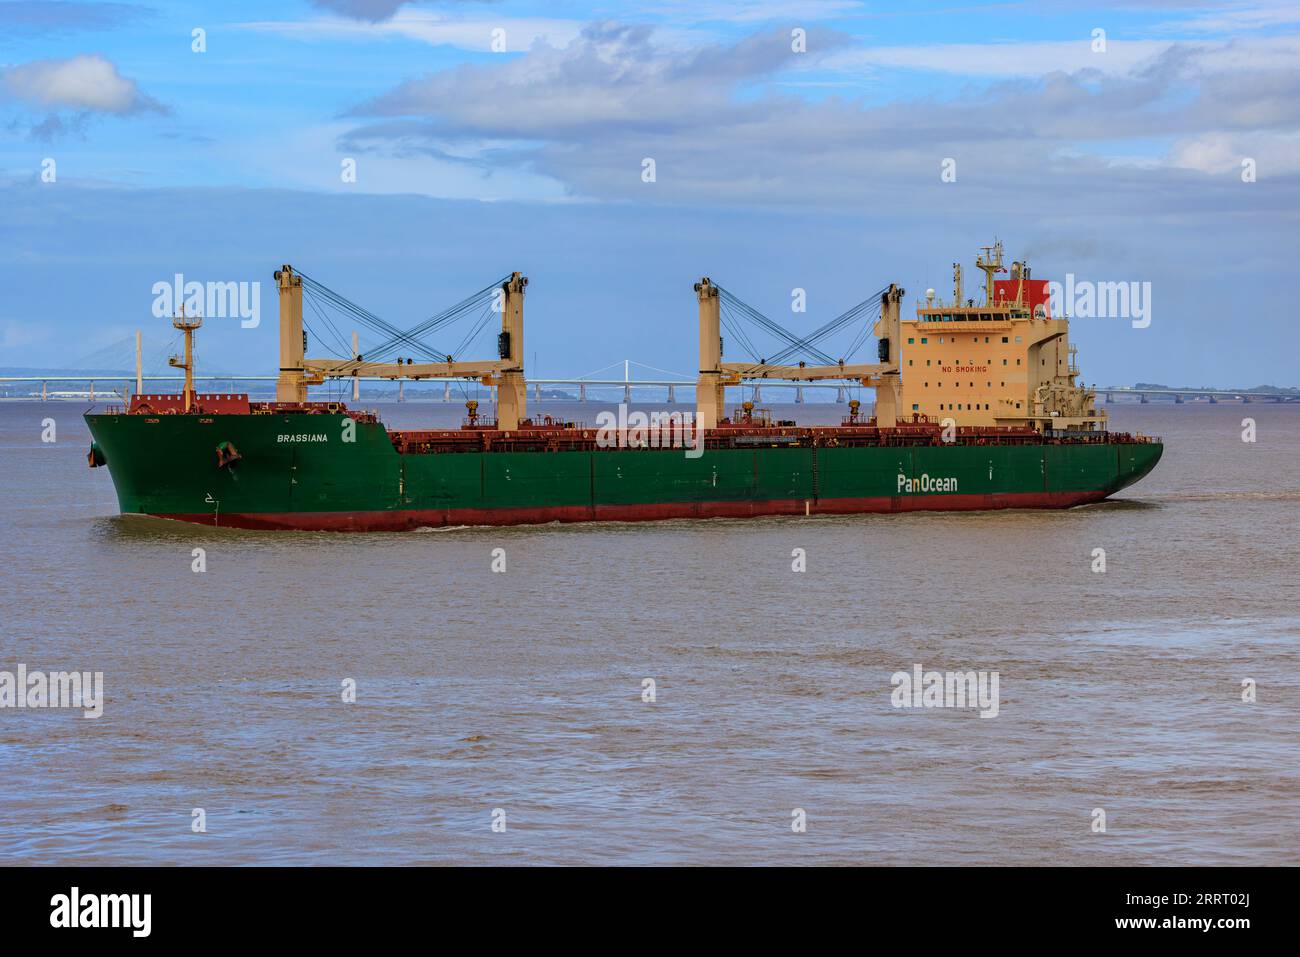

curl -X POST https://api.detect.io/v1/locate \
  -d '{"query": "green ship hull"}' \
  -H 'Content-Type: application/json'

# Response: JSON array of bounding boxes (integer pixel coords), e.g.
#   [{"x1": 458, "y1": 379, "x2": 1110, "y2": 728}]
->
[{"x1": 85, "y1": 411, "x2": 1163, "y2": 531}]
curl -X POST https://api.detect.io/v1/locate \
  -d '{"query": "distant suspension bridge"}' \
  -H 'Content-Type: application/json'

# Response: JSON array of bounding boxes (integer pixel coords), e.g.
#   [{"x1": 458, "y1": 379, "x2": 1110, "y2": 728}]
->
[
  {"x1": 0, "y1": 358, "x2": 872, "y2": 403},
  {"x1": 4, "y1": 372, "x2": 1294, "y2": 404}
]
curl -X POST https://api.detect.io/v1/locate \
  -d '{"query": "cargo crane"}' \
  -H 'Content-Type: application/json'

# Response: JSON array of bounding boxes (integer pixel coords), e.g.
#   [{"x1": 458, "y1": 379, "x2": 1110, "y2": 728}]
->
[
  {"x1": 693, "y1": 279, "x2": 904, "y2": 429},
  {"x1": 274, "y1": 266, "x2": 530, "y2": 429}
]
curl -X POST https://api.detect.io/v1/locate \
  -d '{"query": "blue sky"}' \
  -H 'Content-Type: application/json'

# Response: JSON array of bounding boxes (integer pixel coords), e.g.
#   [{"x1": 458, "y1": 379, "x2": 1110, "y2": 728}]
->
[{"x1": 2, "y1": 0, "x2": 1298, "y2": 385}]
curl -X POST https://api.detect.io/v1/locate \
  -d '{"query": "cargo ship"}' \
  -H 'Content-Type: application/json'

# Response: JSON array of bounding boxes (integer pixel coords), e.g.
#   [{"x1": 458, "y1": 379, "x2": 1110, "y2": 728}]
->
[{"x1": 85, "y1": 243, "x2": 1161, "y2": 531}]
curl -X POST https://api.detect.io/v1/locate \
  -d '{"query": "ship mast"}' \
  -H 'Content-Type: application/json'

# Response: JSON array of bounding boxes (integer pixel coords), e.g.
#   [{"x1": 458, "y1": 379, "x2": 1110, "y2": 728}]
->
[
  {"x1": 975, "y1": 240, "x2": 1005, "y2": 306},
  {"x1": 168, "y1": 305, "x2": 202, "y2": 413}
]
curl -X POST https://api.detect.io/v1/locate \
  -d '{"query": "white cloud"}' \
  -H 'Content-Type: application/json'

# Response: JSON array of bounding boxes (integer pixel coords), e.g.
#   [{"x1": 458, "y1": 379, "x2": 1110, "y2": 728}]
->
[
  {"x1": 239, "y1": 10, "x2": 586, "y2": 53},
  {"x1": 823, "y1": 39, "x2": 1178, "y2": 79},
  {"x1": 338, "y1": 23, "x2": 1300, "y2": 208},
  {"x1": 1156, "y1": 1, "x2": 1300, "y2": 34},
  {"x1": 1167, "y1": 130, "x2": 1300, "y2": 175},
  {"x1": 819, "y1": 33, "x2": 1300, "y2": 83},
  {"x1": 636, "y1": 0, "x2": 861, "y2": 24},
  {"x1": 348, "y1": 23, "x2": 828, "y2": 135},
  {"x1": 310, "y1": 0, "x2": 413, "y2": 21},
  {"x1": 222, "y1": 121, "x2": 570, "y2": 201},
  {"x1": 1, "y1": 53, "x2": 162, "y2": 114},
  {"x1": 1190, "y1": 34, "x2": 1300, "y2": 73}
]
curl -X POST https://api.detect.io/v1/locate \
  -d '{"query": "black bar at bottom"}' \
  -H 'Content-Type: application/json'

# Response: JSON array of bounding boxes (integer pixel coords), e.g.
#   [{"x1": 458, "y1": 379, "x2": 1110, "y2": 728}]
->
[{"x1": 0, "y1": 866, "x2": 1275, "y2": 942}]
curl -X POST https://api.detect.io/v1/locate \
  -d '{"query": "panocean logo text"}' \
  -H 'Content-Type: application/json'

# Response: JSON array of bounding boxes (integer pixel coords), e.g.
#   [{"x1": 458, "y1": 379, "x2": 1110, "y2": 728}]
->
[{"x1": 897, "y1": 473, "x2": 959, "y2": 493}]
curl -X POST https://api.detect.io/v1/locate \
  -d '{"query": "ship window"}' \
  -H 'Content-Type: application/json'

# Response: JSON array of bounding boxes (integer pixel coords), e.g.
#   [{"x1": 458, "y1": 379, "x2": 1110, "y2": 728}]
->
[
  {"x1": 1016, "y1": 402, "x2": 1021, "y2": 408},
  {"x1": 927, "y1": 359, "x2": 931, "y2": 366},
  {"x1": 984, "y1": 337, "x2": 990, "y2": 343},
  {"x1": 1015, "y1": 336, "x2": 1022, "y2": 343},
  {"x1": 1017, "y1": 359, "x2": 1022, "y2": 365},
  {"x1": 942, "y1": 314, "x2": 952, "y2": 322},
  {"x1": 1002, "y1": 359, "x2": 1007, "y2": 365},
  {"x1": 912, "y1": 403, "x2": 919, "y2": 411},
  {"x1": 921, "y1": 338, "x2": 928, "y2": 344},
  {"x1": 908, "y1": 337, "x2": 915, "y2": 344},
  {"x1": 1002, "y1": 336, "x2": 1009, "y2": 343},
  {"x1": 908, "y1": 359, "x2": 913, "y2": 366}
]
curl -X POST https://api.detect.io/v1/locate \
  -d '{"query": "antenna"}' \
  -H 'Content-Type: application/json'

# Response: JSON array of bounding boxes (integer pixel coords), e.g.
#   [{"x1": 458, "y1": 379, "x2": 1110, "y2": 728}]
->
[{"x1": 975, "y1": 239, "x2": 1006, "y2": 305}]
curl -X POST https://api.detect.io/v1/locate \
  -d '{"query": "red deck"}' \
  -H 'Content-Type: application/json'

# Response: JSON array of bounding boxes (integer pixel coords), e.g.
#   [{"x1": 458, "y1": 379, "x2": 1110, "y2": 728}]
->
[
  {"x1": 130, "y1": 393, "x2": 252, "y2": 414},
  {"x1": 116, "y1": 397, "x2": 1154, "y2": 452}
]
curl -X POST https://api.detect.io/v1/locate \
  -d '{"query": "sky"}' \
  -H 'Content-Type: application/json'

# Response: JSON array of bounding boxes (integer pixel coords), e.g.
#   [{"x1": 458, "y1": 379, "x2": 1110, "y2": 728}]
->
[{"x1": 1, "y1": 0, "x2": 1298, "y2": 385}]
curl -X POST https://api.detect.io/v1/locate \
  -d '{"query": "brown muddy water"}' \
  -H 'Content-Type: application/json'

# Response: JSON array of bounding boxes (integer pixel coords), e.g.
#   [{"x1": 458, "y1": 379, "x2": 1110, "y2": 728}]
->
[{"x1": 0, "y1": 399, "x2": 1296, "y2": 865}]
